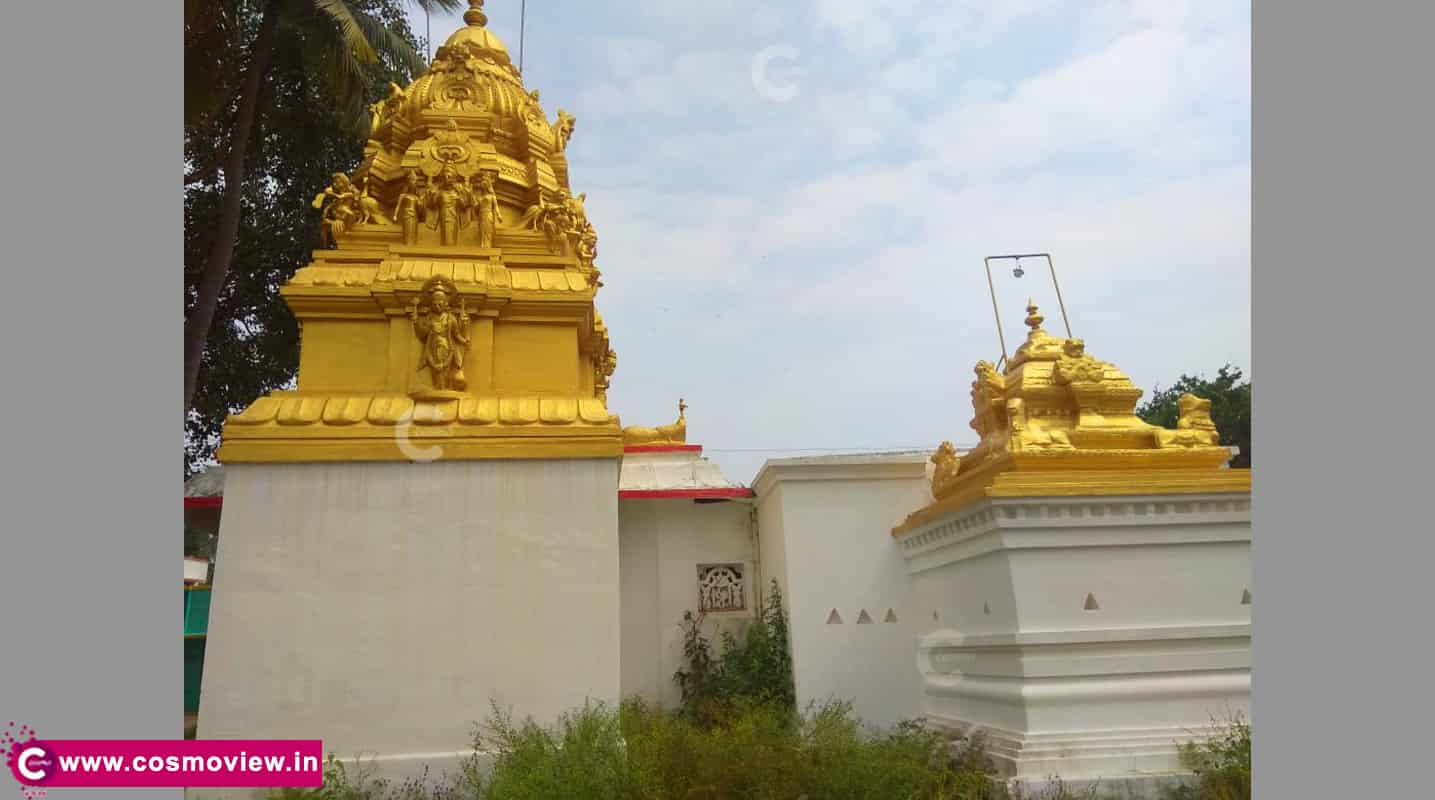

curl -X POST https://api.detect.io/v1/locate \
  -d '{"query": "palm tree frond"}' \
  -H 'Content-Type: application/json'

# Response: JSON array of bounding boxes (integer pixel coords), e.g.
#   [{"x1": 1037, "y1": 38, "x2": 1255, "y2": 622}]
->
[
  {"x1": 348, "y1": 10, "x2": 427, "y2": 76},
  {"x1": 313, "y1": 0, "x2": 379, "y2": 65},
  {"x1": 408, "y1": 0, "x2": 466, "y2": 14}
]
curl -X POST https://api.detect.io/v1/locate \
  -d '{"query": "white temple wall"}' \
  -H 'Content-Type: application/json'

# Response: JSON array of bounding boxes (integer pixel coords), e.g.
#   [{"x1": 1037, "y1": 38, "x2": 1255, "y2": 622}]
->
[
  {"x1": 195, "y1": 459, "x2": 621, "y2": 794},
  {"x1": 755, "y1": 481, "x2": 790, "y2": 603},
  {"x1": 618, "y1": 497, "x2": 755, "y2": 709},
  {"x1": 751, "y1": 454, "x2": 933, "y2": 729},
  {"x1": 902, "y1": 494, "x2": 1252, "y2": 782}
]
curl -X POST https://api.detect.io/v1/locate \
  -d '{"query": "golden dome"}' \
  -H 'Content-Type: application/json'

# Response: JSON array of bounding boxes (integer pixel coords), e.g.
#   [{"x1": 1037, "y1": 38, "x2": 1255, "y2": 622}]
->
[{"x1": 441, "y1": 2, "x2": 512, "y2": 65}]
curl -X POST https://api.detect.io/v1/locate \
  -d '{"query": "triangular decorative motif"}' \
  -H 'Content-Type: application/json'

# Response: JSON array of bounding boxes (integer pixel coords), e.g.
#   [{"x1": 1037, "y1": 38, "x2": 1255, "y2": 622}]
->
[
  {"x1": 883, "y1": 608, "x2": 898, "y2": 623},
  {"x1": 856, "y1": 609, "x2": 873, "y2": 624},
  {"x1": 1083, "y1": 592, "x2": 1100, "y2": 611},
  {"x1": 1240, "y1": 588, "x2": 1252, "y2": 605},
  {"x1": 983, "y1": 601, "x2": 991, "y2": 615},
  {"x1": 932, "y1": 610, "x2": 939, "y2": 622},
  {"x1": 826, "y1": 609, "x2": 843, "y2": 624}
]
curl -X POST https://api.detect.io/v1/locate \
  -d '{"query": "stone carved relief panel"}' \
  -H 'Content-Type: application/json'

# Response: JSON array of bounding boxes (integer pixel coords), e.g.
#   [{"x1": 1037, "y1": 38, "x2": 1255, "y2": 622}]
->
[{"x1": 697, "y1": 563, "x2": 746, "y2": 613}]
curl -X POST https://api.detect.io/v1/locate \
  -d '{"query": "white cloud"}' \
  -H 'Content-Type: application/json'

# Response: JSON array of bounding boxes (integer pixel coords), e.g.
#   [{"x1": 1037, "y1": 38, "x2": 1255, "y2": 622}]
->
[{"x1": 397, "y1": 1, "x2": 1251, "y2": 481}]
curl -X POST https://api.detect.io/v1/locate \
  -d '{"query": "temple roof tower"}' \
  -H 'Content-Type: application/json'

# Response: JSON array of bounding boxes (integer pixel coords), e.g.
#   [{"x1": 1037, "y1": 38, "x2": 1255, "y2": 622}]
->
[
  {"x1": 896, "y1": 301, "x2": 1250, "y2": 534},
  {"x1": 218, "y1": 1, "x2": 619, "y2": 463}
]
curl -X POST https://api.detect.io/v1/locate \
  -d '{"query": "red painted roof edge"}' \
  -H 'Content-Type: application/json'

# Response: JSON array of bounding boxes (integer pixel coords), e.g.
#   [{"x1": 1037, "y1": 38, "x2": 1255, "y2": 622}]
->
[
  {"x1": 184, "y1": 496, "x2": 224, "y2": 508},
  {"x1": 619, "y1": 487, "x2": 754, "y2": 500}
]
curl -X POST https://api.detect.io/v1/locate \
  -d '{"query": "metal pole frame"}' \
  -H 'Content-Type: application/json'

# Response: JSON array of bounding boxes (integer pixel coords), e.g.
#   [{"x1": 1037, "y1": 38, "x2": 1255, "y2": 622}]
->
[{"x1": 983, "y1": 253, "x2": 1073, "y2": 368}]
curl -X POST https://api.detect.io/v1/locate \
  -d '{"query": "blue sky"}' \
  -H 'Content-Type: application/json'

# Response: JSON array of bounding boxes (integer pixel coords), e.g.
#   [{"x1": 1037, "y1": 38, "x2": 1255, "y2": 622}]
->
[{"x1": 408, "y1": 0, "x2": 1251, "y2": 483}]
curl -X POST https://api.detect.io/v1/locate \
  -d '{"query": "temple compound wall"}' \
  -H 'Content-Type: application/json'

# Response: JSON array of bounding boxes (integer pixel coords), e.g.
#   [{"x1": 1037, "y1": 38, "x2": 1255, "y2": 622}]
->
[{"x1": 752, "y1": 454, "x2": 932, "y2": 730}]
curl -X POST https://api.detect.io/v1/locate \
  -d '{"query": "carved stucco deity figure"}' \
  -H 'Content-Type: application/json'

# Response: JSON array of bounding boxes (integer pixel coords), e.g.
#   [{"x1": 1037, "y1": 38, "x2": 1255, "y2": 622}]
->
[
  {"x1": 930, "y1": 441, "x2": 961, "y2": 498},
  {"x1": 519, "y1": 192, "x2": 565, "y2": 253},
  {"x1": 553, "y1": 109, "x2": 575, "y2": 152},
  {"x1": 595, "y1": 347, "x2": 617, "y2": 402},
  {"x1": 472, "y1": 172, "x2": 500, "y2": 248},
  {"x1": 1054, "y1": 338, "x2": 1108, "y2": 385},
  {"x1": 313, "y1": 173, "x2": 362, "y2": 247},
  {"x1": 1154, "y1": 393, "x2": 1222, "y2": 449},
  {"x1": 410, "y1": 276, "x2": 472, "y2": 392},
  {"x1": 394, "y1": 171, "x2": 423, "y2": 245},
  {"x1": 425, "y1": 167, "x2": 471, "y2": 246}
]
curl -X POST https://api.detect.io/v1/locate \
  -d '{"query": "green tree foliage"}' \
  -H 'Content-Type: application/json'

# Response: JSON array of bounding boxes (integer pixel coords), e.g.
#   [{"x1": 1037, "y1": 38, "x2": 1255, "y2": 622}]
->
[
  {"x1": 184, "y1": 0, "x2": 461, "y2": 476},
  {"x1": 1136, "y1": 365, "x2": 1252, "y2": 468}
]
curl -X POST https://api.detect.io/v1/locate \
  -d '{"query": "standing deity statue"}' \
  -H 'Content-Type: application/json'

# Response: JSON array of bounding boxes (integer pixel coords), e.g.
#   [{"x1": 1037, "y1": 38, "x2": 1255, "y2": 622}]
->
[
  {"x1": 472, "y1": 172, "x2": 500, "y2": 248},
  {"x1": 410, "y1": 276, "x2": 472, "y2": 392},
  {"x1": 553, "y1": 109, "x2": 576, "y2": 152},
  {"x1": 425, "y1": 167, "x2": 471, "y2": 246},
  {"x1": 394, "y1": 171, "x2": 423, "y2": 245}
]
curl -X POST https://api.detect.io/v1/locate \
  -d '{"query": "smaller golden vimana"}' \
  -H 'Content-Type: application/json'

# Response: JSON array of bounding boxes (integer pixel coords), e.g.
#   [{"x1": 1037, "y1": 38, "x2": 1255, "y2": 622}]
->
[
  {"x1": 896, "y1": 300, "x2": 1250, "y2": 534},
  {"x1": 218, "y1": 0, "x2": 624, "y2": 463}
]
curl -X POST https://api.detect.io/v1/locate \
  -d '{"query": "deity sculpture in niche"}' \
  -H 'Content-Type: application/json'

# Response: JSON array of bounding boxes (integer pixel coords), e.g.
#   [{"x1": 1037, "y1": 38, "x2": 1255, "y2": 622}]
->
[
  {"x1": 472, "y1": 172, "x2": 500, "y2": 248},
  {"x1": 425, "y1": 167, "x2": 472, "y2": 246},
  {"x1": 410, "y1": 275, "x2": 472, "y2": 393},
  {"x1": 394, "y1": 170, "x2": 423, "y2": 245}
]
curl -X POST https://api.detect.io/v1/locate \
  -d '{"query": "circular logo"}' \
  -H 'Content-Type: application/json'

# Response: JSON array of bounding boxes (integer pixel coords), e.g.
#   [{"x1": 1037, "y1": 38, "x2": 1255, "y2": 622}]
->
[{"x1": 11, "y1": 741, "x2": 56, "y2": 786}]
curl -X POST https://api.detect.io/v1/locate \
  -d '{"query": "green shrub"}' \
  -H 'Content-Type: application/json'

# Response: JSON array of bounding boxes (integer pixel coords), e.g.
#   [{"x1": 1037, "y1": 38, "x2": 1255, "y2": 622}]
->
[
  {"x1": 673, "y1": 580, "x2": 797, "y2": 727},
  {"x1": 1163, "y1": 713, "x2": 1251, "y2": 800},
  {"x1": 471, "y1": 697, "x2": 993, "y2": 800},
  {"x1": 264, "y1": 753, "x2": 481, "y2": 800}
]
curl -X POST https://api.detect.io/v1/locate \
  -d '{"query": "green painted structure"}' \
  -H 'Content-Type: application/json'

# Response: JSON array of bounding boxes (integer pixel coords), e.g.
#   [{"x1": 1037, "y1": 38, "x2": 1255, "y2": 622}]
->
[{"x1": 184, "y1": 585, "x2": 211, "y2": 714}]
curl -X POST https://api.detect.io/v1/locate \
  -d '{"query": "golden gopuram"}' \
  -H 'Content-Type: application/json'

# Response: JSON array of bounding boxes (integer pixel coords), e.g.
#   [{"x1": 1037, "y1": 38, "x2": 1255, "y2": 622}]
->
[
  {"x1": 895, "y1": 300, "x2": 1251, "y2": 535},
  {"x1": 217, "y1": 0, "x2": 622, "y2": 463}
]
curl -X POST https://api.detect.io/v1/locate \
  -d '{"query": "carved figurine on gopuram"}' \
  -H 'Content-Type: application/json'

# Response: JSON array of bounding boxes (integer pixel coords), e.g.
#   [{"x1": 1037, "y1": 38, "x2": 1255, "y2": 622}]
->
[
  {"x1": 410, "y1": 276, "x2": 472, "y2": 393},
  {"x1": 313, "y1": 173, "x2": 361, "y2": 246},
  {"x1": 367, "y1": 81, "x2": 407, "y2": 146},
  {"x1": 355, "y1": 176, "x2": 391, "y2": 225},
  {"x1": 622, "y1": 400, "x2": 687, "y2": 447},
  {"x1": 930, "y1": 441, "x2": 961, "y2": 497},
  {"x1": 425, "y1": 167, "x2": 472, "y2": 246},
  {"x1": 472, "y1": 172, "x2": 500, "y2": 248},
  {"x1": 519, "y1": 192, "x2": 566, "y2": 252},
  {"x1": 1154, "y1": 393, "x2": 1221, "y2": 449},
  {"x1": 595, "y1": 347, "x2": 617, "y2": 403},
  {"x1": 553, "y1": 109, "x2": 575, "y2": 152},
  {"x1": 394, "y1": 170, "x2": 423, "y2": 245}
]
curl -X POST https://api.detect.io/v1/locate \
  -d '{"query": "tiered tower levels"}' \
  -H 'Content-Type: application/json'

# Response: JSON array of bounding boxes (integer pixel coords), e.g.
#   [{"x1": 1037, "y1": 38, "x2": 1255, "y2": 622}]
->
[{"x1": 218, "y1": 1, "x2": 618, "y2": 463}]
